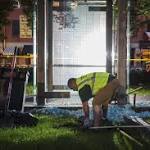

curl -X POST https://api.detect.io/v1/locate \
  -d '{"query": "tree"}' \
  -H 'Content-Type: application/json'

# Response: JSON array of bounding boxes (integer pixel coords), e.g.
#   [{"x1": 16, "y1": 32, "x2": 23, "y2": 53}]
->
[
  {"x1": 113, "y1": 0, "x2": 150, "y2": 87},
  {"x1": 18, "y1": 0, "x2": 37, "y2": 28},
  {"x1": 130, "y1": 0, "x2": 150, "y2": 35},
  {"x1": 0, "y1": 1, "x2": 13, "y2": 44},
  {"x1": 0, "y1": 0, "x2": 36, "y2": 41}
]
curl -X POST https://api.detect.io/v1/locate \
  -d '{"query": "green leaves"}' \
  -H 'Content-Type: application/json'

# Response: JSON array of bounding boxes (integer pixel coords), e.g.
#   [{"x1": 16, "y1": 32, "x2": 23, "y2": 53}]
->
[
  {"x1": 137, "y1": 0, "x2": 150, "y2": 16},
  {"x1": 0, "y1": 1, "x2": 13, "y2": 41},
  {"x1": 19, "y1": 0, "x2": 37, "y2": 28},
  {"x1": 130, "y1": 0, "x2": 150, "y2": 35}
]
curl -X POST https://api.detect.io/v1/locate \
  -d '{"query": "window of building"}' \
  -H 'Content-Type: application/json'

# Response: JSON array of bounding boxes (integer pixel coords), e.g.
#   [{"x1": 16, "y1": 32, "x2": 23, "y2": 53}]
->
[{"x1": 12, "y1": 20, "x2": 19, "y2": 37}]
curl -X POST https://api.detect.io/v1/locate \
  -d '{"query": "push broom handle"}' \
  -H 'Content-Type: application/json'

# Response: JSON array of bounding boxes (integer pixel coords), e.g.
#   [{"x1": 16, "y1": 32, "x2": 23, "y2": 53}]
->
[{"x1": 6, "y1": 47, "x2": 18, "y2": 111}]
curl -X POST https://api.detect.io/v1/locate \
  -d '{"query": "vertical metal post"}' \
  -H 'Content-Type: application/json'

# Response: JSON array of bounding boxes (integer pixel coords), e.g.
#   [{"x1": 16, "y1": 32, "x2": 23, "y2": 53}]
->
[
  {"x1": 36, "y1": 0, "x2": 45, "y2": 105},
  {"x1": 133, "y1": 93, "x2": 136, "y2": 109},
  {"x1": 127, "y1": 0, "x2": 131, "y2": 88},
  {"x1": 106, "y1": 0, "x2": 112, "y2": 73},
  {"x1": 33, "y1": 2, "x2": 37, "y2": 97},
  {"x1": 46, "y1": 0, "x2": 53, "y2": 91},
  {"x1": 47, "y1": 0, "x2": 53, "y2": 91}
]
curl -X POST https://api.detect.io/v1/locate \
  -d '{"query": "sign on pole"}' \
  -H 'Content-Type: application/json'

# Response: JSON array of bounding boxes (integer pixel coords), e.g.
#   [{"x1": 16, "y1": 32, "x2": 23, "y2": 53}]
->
[{"x1": 20, "y1": 15, "x2": 32, "y2": 38}]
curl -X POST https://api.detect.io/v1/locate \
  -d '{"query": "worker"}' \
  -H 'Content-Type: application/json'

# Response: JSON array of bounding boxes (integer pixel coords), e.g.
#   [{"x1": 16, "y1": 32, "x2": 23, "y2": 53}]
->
[{"x1": 67, "y1": 72, "x2": 127, "y2": 128}]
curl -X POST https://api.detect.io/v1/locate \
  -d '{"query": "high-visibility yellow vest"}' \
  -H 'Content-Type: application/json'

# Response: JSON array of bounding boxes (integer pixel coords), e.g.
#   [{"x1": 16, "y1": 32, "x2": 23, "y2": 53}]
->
[{"x1": 76, "y1": 72, "x2": 109, "y2": 95}]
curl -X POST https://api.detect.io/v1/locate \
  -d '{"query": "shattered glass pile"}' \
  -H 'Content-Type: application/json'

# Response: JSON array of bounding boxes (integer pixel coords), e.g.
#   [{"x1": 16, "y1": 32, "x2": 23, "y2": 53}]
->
[{"x1": 34, "y1": 104, "x2": 150, "y2": 123}]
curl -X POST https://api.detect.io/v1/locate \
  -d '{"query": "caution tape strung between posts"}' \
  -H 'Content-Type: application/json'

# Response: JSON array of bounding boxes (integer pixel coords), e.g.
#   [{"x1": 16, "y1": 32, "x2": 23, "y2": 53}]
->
[
  {"x1": 129, "y1": 59, "x2": 150, "y2": 62},
  {"x1": 115, "y1": 59, "x2": 150, "y2": 61},
  {"x1": 0, "y1": 55, "x2": 33, "y2": 58}
]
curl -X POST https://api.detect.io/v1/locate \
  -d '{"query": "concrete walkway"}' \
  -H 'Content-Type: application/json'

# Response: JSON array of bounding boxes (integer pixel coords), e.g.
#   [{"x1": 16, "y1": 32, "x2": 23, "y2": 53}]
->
[{"x1": 24, "y1": 93, "x2": 150, "y2": 109}]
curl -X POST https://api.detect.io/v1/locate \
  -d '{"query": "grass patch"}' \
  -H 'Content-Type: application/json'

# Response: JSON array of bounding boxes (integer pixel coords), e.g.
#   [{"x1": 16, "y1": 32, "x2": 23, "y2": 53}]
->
[
  {"x1": 128, "y1": 86, "x2": 150, "y2": 95},
  {"x1": 0, "y1": 115, "x2": 150, "y2": 150},
  {"x1": 26, "y1": 83, "x2": 36, "y2": 95},
  {"x1": 143, "y1": 117, "x2": 150, "y2": 124}
]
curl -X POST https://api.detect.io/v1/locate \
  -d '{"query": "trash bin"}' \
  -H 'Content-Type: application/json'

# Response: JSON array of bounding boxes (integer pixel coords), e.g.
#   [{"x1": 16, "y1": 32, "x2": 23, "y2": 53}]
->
[
  {"x1": 0, "y1": 68, "x2": 9, "y2": 111},
  {"x1": 129, "y1": 69, "x2": 144, "y2": 86},
  {"x1": 0, "y1": 68, "x2": 29, "y2": 111}
]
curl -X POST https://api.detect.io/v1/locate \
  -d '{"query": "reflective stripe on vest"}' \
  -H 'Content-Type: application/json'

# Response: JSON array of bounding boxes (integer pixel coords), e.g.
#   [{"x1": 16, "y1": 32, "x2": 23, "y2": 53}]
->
[{"x1": 76, "y1": 72, "x2": 109, "y2": 96}]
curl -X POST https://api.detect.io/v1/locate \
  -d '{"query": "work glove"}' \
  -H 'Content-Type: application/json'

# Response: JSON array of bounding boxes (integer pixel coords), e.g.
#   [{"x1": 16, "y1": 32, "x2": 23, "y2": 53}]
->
[{"x1": 83, "y1": 118, "x2": 91, "y2": 128}]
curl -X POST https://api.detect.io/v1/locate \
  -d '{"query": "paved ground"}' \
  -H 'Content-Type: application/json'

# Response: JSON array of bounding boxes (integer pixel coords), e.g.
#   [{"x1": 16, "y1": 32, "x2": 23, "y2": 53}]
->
[
  {"x1": 24, "y1": 93, "x2": 150, "y2": 108},
  {"x1": 25, "y1": 94, "x2": 86, "y2": 108},
  {"x1": 24, "y1": 94, "x2": 150, "y2": 123},
  {"x1": 129, "y1": 94, "x2": 150, "y2": 107}
]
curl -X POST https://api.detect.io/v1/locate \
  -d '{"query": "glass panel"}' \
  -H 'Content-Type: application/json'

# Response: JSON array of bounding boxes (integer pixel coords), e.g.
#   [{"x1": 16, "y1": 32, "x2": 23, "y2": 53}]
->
[{"x1": 53, "y1": 4, "x2": 106, "y2": 88}]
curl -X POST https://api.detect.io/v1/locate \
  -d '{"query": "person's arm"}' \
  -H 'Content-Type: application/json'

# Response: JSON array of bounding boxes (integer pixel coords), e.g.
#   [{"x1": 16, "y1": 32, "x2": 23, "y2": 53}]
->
[
  {"x1": 82, "y1": 101, "x2": 89, "y2": 119},
  {"x1": 79, "y1": 85, "x2": 92, "y2": 128},
  {"x1": 82, "y1": 101, "x2": 91, "y2": 128}
]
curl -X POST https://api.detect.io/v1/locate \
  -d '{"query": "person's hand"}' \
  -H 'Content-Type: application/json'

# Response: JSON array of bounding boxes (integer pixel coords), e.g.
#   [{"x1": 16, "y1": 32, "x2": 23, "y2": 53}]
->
[{"x1": 83, "y1": 118, "x2": 91, "y2": 128}]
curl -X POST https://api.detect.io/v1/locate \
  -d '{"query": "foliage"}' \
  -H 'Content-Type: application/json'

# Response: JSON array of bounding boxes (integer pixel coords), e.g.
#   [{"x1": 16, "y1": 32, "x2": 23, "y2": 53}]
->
[
  {"x1": 19, "y1": 0, "x2": 37, "y2": 29},
  {"x1": 130, "y1": 0, "x2": 150, "y2": 35},
  {"x1": 128, "y1": 86, "x2": 150, "y2": 95},
  {"x1": 0, "y1": 0, "x2": 36, "y2": 42},
  {"x1": 113, "y1": 0, "x2": 150, "y2": 35},
  {"x1": 0, "y1": 1, "x2": 13, "y2": 42},
  {"x1": 26, "y1": 83, "x2": 36, "y2": 95},
  {"x1": 137, "y1": 0, "x2": 150, "y2": 16}
]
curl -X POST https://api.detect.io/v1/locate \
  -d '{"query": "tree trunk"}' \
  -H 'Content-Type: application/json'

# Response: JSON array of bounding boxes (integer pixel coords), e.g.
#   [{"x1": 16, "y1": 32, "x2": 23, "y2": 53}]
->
[{"x1": 117, "y1": 0, "x2": 128, "y2": 87}]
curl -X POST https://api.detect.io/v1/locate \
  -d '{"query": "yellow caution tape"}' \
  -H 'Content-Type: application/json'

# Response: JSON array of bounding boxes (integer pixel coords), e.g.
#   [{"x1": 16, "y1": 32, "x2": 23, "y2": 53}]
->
[
  {"x1": 115, "y1": 59, "x2": 150, "y2": 61},
  {"x1": 0, "y1": 55, "x2": 33, "y2": 58},
  {"x1": 129, "y1": 59, "x2": 150, "y2": 61}
]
